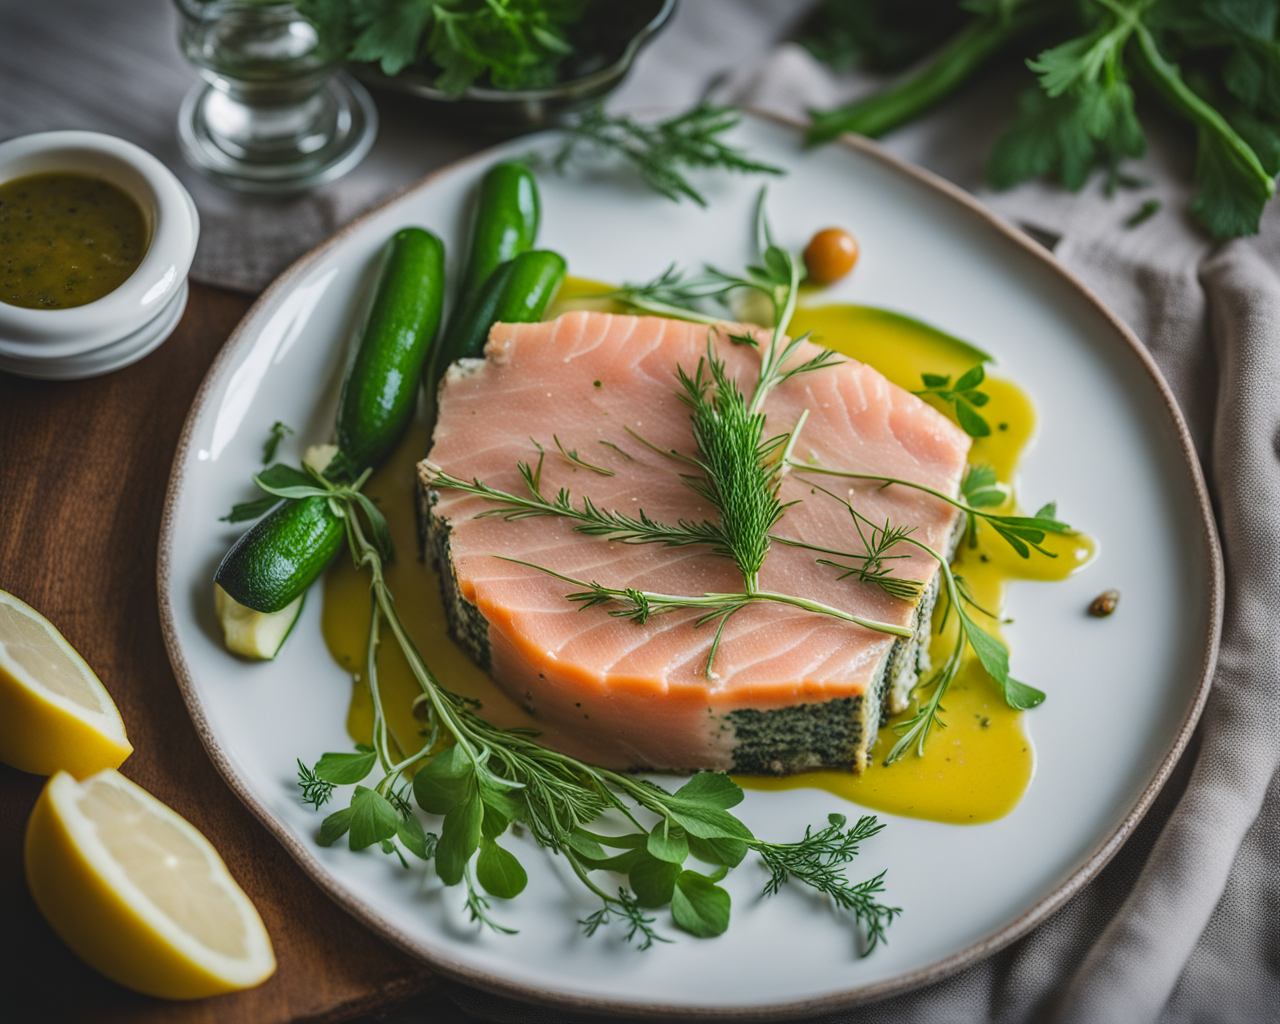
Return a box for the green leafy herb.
[296,0,589,95]
[806,0,1056,144]
[809,516,925,603]
[914,365,992,437]
[805,0,1280,237]
[552,104,785,206]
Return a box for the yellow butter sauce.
[740,304,1094,823]
[322,282,1092,823]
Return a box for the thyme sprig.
[421,456,726,551]
[788,460,1071,559]
[289,470,897,949]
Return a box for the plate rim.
[157,110,1224,1020]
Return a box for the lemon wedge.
[0,589,132,776]
[25,769,276,999]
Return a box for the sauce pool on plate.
[321,281,1094,825]
[0,172,148,310]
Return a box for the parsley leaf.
[297,0,589,95]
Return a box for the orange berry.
[803,228,859,284]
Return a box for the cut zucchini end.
[214,584,305,661]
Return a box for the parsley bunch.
[296,0,589,94]
[803,0,1280,238]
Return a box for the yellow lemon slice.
[25,769,276,999]
[0,589,132,776]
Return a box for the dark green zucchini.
[430,249,567,388]
[336,227,446,475]
[458,161,539,309]
[217,227,446,617]
[215,496,346,613]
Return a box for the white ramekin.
[0,131,200,379]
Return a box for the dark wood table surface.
[0,283,465,1022]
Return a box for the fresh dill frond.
[580,889,671,950]
[754,813,900,954]
[553,103,784,207]
[677,350,791,589]
[296,759,335,809]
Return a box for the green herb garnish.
[552,104,785,206]
[296,0,588,94]
[278,463,898,948]
[804,0,1280,238]
[914,364,991,438]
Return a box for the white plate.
[159,114,1221,1019]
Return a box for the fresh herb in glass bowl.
[296,0,676,133]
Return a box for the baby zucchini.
[215,228,446,649]
[430,249,567,387]
[215,495,346,616]
[336,227,446,475]
[457,160,540,309]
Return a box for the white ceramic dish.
[159,114,1221,1019]
[0,131,199,379]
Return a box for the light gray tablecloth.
[5,2,1276,1021]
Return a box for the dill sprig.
[285,472,897,949]
[677,350,791,589]
[755,813,900,954]
[773,517,925,604]
[579,888,670,951]
[296,759,335,809]
[553,103,784,206]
